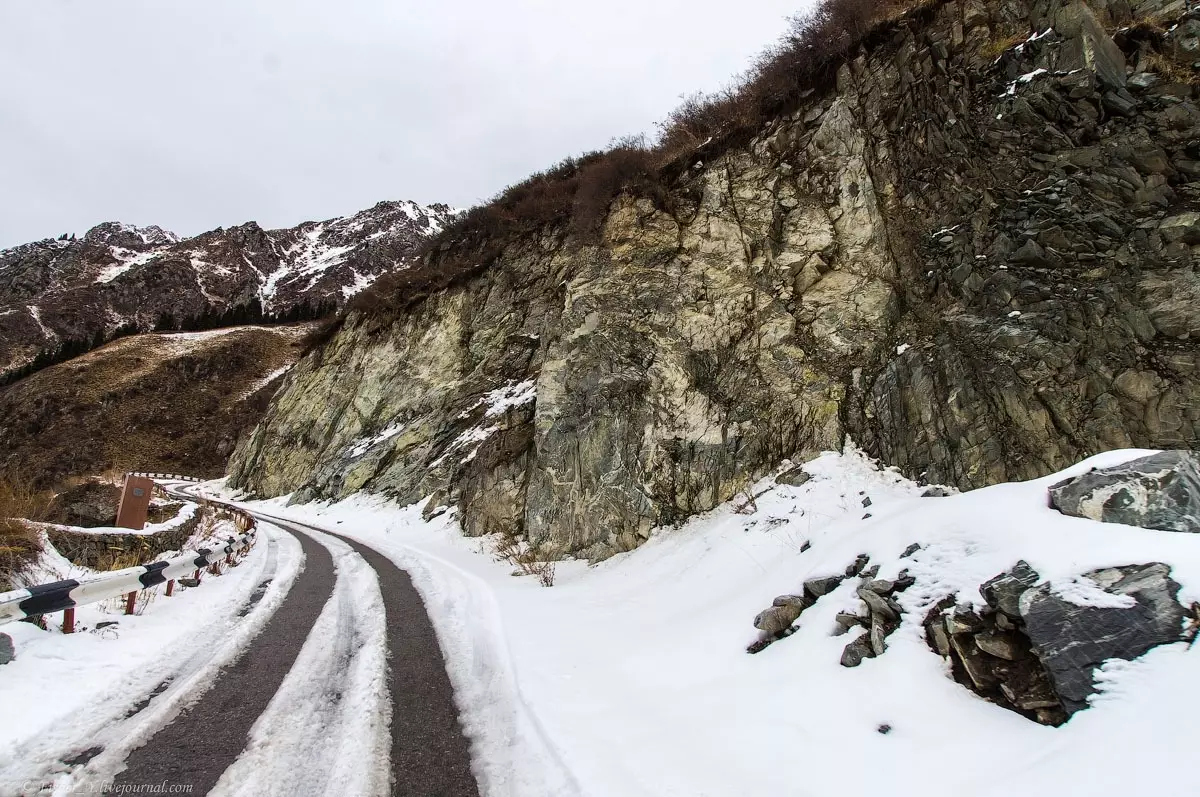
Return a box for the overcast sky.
[0,0,811,248]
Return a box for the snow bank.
[242,447,1200,797]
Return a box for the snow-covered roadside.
[222,447,1200,797]
[0,524,302,797]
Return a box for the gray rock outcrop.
[1049,451,1200,533]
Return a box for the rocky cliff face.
[0,200,455,379]
[230,0,1200,559]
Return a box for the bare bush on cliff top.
[352,0,933,317]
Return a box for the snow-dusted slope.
[239,447,1200,797]
[0,200,456,377]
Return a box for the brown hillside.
[0,324,317,489]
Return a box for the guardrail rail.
[0,475,256,635]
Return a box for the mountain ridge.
[0,199,457,381]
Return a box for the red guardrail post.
[124,591,137,615]
[165,579,175,597]
[62,607,75,634]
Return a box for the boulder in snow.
[1048,451,1200,534]
[776,466,812,487]
[1019,562,1186,714]
[0,633,12,665]
[754,596,808,636]
[840,633,875,668]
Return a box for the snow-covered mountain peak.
[0,199,452,378]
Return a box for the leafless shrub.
[494,532,556,587]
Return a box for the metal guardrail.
[129,472,205,483]
[0,474,256,633]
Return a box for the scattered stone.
[803,576,843,600]
[862,496,873,508]
[928,621,952,657]
[876,723,892,735]
[869,615,888,656]
[840,633,875,668]
[1020,562,1186,714]
[1001,674,1061,712]
[834,612,866,635]
[0,633,13,666]
[900,543,922,557]
[1055,1,1127,90]
[980,560,1040,618]
[944,609,984,636]
[921,487,953,497]
[845,555,870,577]
[754,603,803,636]
[1128,72,1159,90]
[950,634,1000,690]
[772,594,808,610]
[94,621,119,630]
[1048,451,1200,534]
[862,513,873,519]
[776,466,812,487]
[974,630,1021,661]
[865,578,895,594]
[861,564,881,579]
[180,577,202,588]
[1101,88,1138,116]
[859,588,899,623]
[1011,238,1051,267]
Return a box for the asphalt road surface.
[112,497,480,797]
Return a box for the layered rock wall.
[230,0,1200,558]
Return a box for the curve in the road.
[111,497,480,797]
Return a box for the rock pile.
[837,568,916,668]
[926,560,1187,725]
[747,553,873,654]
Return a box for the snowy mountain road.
[111,524,336,794]
[112,489,480,796]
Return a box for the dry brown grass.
[0,480,52,589]
[982,31,1030,60]
[0,325,315,490]
[1145,51,1198,85]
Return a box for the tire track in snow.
[105,524,336,794]
[241,511,481,796]
[208,520,391,797]
[245,505,576,797]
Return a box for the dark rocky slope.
[230,0,1200,559]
